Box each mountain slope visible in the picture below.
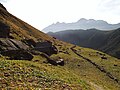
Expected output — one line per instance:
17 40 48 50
48 28 120 59
43 18 120 32
0 3 54 42
0 3 120 89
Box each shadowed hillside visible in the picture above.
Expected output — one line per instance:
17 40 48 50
48 28 120 59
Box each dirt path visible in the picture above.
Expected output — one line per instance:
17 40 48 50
70 45 119 84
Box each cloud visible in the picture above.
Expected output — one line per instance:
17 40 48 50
98 0 120 14
0 0 9 3
99 0 120 9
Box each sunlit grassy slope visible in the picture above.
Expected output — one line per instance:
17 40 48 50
0 4 120 90
0 44 120 89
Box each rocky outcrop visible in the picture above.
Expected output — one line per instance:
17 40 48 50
0 39 29 51
10 39 29 50
40 53 64 66
34 41 58 55
1 50 33 60
0 38 33 60
0 21 10 38
22 39 36 47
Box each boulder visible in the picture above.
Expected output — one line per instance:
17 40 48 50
48 58 64 66
55 59 64 66
34 41 58 55
0 21 10 38
101 56 107 59
40 53 64 66
0 38 32 60
0 39 29 51
22 39 36 47
0 39 18 51
10 39 29 50
1 50 33 60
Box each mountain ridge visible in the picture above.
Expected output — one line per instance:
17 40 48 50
43 18 120 32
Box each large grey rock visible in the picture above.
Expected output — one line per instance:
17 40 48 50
10 39 29 50
34 41 58 55
0 38 33 60
0 39 18 51
40 53 64 66
22 39 36 47
1 50 33 60
0 39 29 51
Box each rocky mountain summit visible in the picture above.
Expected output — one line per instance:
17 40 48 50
43 18 120 32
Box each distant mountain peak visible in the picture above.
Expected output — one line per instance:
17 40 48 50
56 22 60 24
43 18 120 32
77 18 87 22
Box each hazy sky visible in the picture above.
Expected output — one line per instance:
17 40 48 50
1 0 120 30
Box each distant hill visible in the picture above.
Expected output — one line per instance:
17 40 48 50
48 28 120 59
43 18 120 32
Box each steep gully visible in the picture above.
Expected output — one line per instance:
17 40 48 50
70 45 119 84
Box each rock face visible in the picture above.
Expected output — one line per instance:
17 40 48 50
1 50 33 60
48 58 64 66
40 53 64 66
0 38 33 60
0 39 29 51
0 22 10 38
34 41 58 55
22 39 36 47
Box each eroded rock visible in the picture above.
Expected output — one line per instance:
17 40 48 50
1 50 33 60
34 41 58 55
0 39 29 51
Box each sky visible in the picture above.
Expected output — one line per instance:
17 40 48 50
0 0 120 30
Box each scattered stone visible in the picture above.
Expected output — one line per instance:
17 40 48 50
47 58 64 66
33 60 39 62
62 84 71 90
4 72 10 77
40 53 64 66
101 56 107 60
114 64 117 66
56 58 64 66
